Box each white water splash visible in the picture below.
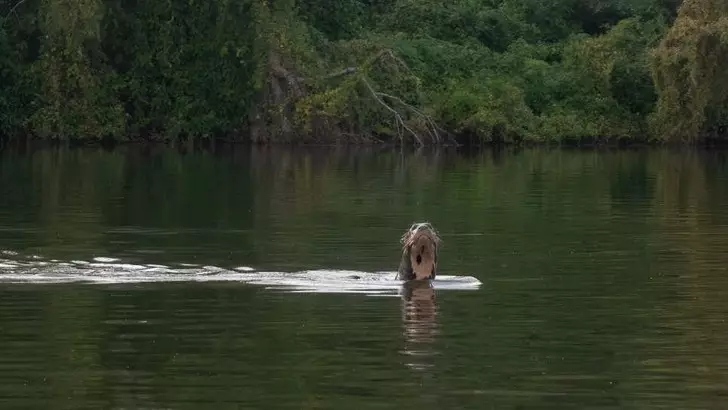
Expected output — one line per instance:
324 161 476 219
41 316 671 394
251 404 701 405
93 257 121 263
0 251 482 295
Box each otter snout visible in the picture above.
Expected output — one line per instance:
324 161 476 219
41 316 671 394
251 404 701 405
410 234 436 280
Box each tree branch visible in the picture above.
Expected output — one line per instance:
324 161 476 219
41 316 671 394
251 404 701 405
361 77 423 146
2 0 28 27
301 49 450 145
324 67 357 79
376 92 444 143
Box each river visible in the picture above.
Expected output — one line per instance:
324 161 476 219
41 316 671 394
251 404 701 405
1 144 727 408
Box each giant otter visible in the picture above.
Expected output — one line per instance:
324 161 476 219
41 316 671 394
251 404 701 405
396 222 441 281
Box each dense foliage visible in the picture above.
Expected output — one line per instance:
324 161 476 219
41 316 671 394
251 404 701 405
1 0 724 144
650 0 728 142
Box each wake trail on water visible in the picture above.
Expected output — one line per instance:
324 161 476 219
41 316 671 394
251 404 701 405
0 250 482 295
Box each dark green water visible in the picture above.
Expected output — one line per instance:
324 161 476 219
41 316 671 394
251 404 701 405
1 144 728 409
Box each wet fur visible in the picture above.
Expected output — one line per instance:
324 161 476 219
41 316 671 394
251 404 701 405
396 222 441 281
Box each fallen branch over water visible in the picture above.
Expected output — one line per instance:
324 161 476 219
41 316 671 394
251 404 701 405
284 48 452 145
376 91 445 144
320 50 447 145
361 77 423 146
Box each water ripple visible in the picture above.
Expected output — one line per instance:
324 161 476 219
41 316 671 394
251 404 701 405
0 250 481 295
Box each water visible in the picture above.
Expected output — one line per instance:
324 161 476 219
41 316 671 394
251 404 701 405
1 144 728 408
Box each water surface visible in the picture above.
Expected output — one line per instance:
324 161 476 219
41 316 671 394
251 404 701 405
1 144 728 408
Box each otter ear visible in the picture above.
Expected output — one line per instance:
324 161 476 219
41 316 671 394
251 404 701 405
401 223 416 245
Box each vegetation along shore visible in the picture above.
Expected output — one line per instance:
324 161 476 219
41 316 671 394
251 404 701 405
1 0 726 146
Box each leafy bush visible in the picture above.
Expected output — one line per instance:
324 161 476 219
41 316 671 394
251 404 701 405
0 0 701 144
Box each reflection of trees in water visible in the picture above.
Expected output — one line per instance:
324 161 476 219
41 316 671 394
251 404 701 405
400 281 438 372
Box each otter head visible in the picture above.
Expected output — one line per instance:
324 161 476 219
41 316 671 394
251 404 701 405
399 222 441 281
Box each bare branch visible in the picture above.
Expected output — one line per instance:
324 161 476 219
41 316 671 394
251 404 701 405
299 49 451 145
361 77 423 146
376 92 443 143
1 0 28 27
324 67 357 79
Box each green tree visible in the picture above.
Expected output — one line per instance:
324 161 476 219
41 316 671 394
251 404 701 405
28 0 125 140
537 17 665 140
650 0 728 142
0 0 710 145
0 0 40 138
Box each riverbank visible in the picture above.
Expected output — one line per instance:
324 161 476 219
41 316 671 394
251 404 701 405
4 132 728 157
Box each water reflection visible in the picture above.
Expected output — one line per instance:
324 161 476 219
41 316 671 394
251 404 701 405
400 281 439 372
2 145 728 408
